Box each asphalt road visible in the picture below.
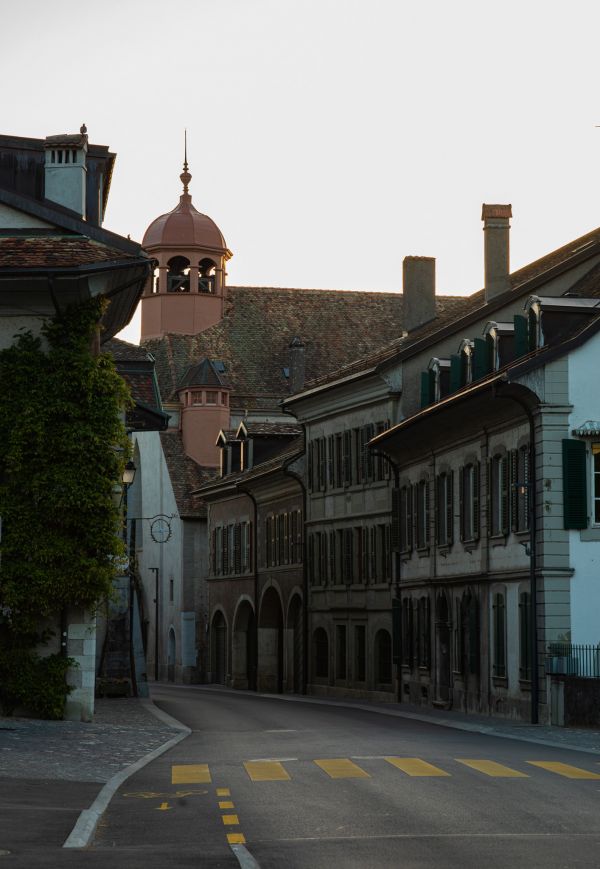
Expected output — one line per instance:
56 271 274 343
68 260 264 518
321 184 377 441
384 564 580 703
88 685 600 869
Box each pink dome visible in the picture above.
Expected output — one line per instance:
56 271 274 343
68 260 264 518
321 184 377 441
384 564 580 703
142 193 227 251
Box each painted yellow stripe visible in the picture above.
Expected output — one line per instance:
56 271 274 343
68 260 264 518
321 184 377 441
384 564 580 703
219 800 234 809
244 761 291 781
385 757 450 777
314 758 370 779
222 814 240 826
216 788 230 797
527 761 600 780
457 759 528 778
171 764 211 784
227 833 246 844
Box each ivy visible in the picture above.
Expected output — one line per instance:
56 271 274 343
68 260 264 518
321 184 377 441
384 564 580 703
0 297 132 717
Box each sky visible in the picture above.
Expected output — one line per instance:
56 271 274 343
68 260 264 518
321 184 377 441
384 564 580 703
3 0 600 344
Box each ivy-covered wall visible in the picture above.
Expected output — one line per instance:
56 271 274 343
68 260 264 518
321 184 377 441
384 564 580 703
0 297 131 719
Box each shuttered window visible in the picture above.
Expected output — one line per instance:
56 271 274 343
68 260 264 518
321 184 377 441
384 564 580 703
493 591 506 678
519 591 532 681
513 314 529 358
563 439 588 529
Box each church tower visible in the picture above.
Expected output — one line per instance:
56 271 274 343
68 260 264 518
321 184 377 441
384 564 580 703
140 143 232 340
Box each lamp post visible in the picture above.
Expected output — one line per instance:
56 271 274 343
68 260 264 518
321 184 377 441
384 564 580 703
149 567 160 682
121 459 137 696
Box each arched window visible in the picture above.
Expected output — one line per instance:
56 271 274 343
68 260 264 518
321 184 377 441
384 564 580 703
314 628 329 678
198 258 216 294
458 339 474 385
167 256 190 292
375 629 392 685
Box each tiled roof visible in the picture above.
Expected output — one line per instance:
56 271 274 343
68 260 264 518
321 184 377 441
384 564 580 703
240 422 302 436
0 234 140 269
144 287 470 406
160 432 215 517
197 437 304 494
177 358 229 390
104 338 161 410
104 338 153 363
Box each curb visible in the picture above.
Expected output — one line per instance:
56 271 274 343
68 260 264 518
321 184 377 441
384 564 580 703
62 700 190 849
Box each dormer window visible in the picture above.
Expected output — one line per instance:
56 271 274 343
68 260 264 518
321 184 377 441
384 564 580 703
483 321 515 370
429 358 451 402
458 339 474 385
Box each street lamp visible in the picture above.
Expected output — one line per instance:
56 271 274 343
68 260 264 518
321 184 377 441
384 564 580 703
122 460 137 486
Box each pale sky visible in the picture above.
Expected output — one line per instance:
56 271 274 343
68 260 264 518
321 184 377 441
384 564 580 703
3 0 600 344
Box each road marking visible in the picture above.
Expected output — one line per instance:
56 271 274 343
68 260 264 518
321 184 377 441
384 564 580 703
248 757 298 763
228 833 247 845
219 800 235 809
265 729 297 733
124 789 207 799
172 764 211 784
457 759 528 778
244 761 291 781
385 757 451 777
222 814 240 825
527 761 600 779
314 758 370 779
217 788 231 797
156 802 171 811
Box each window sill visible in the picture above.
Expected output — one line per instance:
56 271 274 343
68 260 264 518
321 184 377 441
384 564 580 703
417 547 430 558
462 539 479 552
490 534 508 547
580 528 600 542
437 544 452 555
519 679 532 691
492 676 508 688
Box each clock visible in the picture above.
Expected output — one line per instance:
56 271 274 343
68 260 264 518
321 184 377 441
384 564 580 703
150 516 172 543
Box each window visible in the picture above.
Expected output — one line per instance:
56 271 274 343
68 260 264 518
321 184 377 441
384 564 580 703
343 528 354 584
355 625 366 681
399 485 413 553
402 598 414 667
415 480 429 549
335 625 347 680
206 391 217 405
314 628 329 678
460 462 480 542
436 471 454 546
417 596 431 669
512 446 530 532
493 591 506 678
519 591 531 681
490 454 509 536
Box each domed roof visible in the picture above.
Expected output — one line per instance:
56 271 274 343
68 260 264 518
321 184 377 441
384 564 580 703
142 155 228 252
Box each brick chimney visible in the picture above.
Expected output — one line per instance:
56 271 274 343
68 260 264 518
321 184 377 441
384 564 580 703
403 256 436 333
482 204 512 301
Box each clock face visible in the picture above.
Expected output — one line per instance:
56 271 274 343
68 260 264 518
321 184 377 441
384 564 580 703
150 517 172 544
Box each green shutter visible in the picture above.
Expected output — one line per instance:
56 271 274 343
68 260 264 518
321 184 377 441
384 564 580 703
420 371 430 408
450 354 461 391
392 597 401 664
514 314 529 357
472 337 489 380
563 439 588 529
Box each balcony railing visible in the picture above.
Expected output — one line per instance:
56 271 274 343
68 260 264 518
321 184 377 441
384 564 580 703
545 643 600 678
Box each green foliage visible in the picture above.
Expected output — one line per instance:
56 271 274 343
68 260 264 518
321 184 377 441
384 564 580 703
0 633 74 719
0 298 131 717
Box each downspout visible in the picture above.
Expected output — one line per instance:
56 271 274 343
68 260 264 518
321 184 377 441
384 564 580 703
493 383 539 725
282 459 308 695
237 487 259 692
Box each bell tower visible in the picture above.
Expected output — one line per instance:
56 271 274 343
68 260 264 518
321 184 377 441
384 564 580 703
140 139 233 340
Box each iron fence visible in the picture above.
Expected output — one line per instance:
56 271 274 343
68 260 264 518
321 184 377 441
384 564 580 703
545 643 600 679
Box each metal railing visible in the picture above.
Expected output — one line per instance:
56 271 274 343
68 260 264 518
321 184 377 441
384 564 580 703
545 643 600 679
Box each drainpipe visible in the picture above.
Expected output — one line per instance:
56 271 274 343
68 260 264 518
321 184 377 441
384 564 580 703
493 384 539 725
282 460 309 696
237 487 259 692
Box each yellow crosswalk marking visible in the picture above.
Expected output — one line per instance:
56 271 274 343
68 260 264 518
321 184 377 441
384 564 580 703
244 761 291 781
527 761 600 780
222 814 239 825
171 764 211 784
457 759 528 778
314 758 370 779
219 800 234 809
385 757 450 777
227 833 246 844
216 788 230 797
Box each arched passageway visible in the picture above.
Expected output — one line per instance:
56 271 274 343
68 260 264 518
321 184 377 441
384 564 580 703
232 600 256 690
258 587 284 693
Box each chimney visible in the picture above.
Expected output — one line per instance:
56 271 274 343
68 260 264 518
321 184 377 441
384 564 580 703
482 203 512 301
289 337 306 393
402 256 436 333
44 125 88 218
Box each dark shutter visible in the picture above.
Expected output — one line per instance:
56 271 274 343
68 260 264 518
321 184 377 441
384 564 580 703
472 337 489 380
446 471 453 545
473 462 480 540
510 449 518 533
407 485 413 551
514 314 529 358
450 354 461 392
563 439 588 529
459 466 465 541
468 597 480 675
420 371 430 408
327 435 334 488
343 431 352 486
344 528 353 584
392 597 401 665
424 480 430 546
486 459 492 537
234 523 241 574
501 456 509 535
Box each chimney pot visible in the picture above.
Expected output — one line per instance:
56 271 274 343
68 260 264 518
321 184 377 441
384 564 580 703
402 256 436 333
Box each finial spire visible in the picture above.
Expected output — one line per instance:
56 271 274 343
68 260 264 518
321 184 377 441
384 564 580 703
180 129 192 195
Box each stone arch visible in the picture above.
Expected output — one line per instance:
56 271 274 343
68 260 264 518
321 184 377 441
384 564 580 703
286 593 303 694
198 257 217 293
211 608 228 685
167 255 190 292
232 597 256 691
258 586 284 693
